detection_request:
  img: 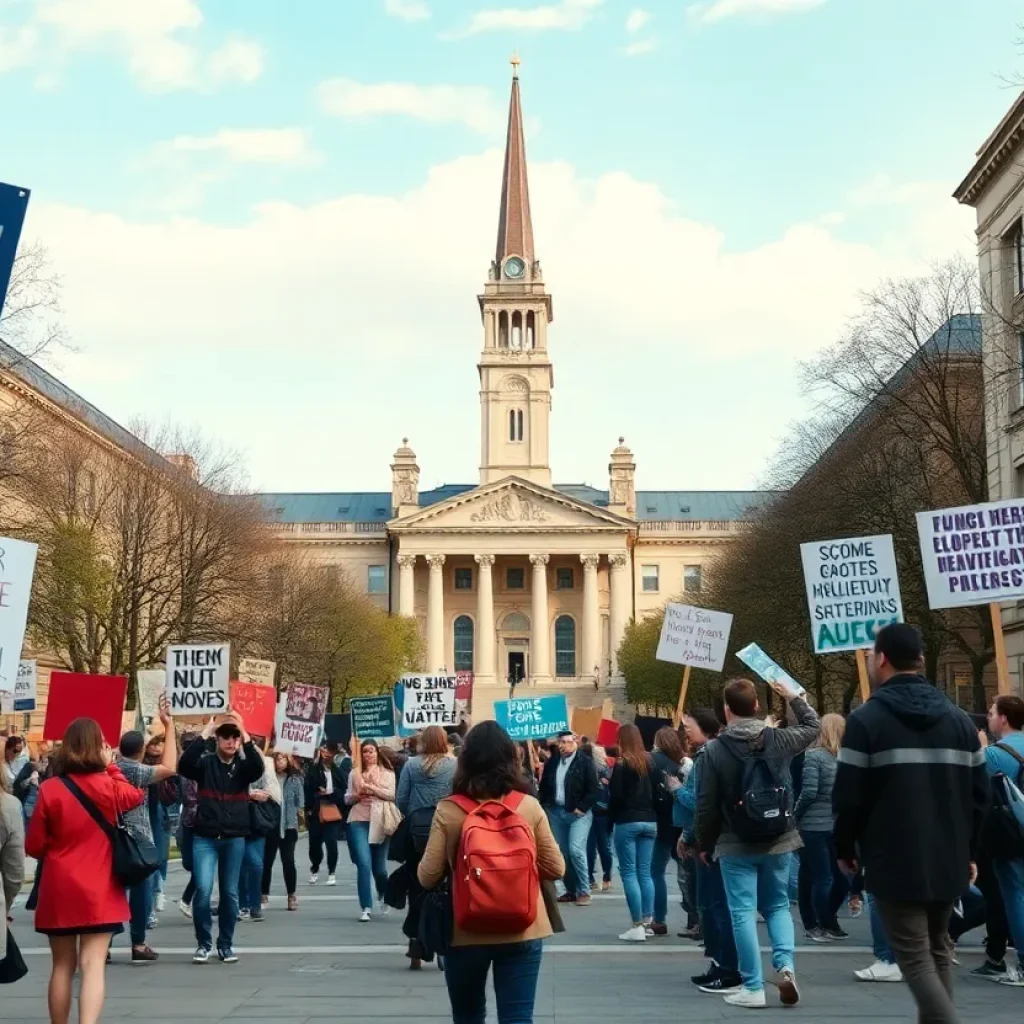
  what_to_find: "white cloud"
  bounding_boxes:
[0,25,37,71]
[455,0,606,35]
[625,38,657,56]
[384,0,431,21]
[625,8,651,33]
[317,77,506,135]
[207,38,264,85]
[29,150,976,494]
[161,129,318,165]
[690,0,825,23]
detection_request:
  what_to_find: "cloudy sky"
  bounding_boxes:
[1,0,1019,495]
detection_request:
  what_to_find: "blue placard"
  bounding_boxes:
[494,695,570,741]
[0,182,30,317]
[735,643,806,698]
[349,694,396,739]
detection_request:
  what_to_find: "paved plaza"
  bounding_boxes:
[2,837,1020,1023]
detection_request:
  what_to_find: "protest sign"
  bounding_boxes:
[655,603,732,671]
[0,686,12,714]
[230,682,276,738]
[349,695,396,739]
[238,657,276,688]
[596,718,620,747]
[274,693,319,758]
[455,671,473,700]
[45,672,128,745]
[166,644,229,716]
[401,674,458,728]
[285,683,329,724]
[121,710,140,736]
[0,536,38,700]
[391,683,419,739]
[494,695,569,741]
[0,183,30,317]
[14,660,36,712]
[570,704,602,739]
[735,643,806,700]
[135,669,165,732]
[800,534,903,653]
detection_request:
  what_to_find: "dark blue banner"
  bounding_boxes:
[0,182,31,318]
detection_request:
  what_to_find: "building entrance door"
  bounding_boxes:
[508,650,526,686]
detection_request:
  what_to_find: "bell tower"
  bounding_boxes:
[478,56,553,488]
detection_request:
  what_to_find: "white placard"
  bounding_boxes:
[655,603,733,672]
[916,498,1024,609]
[136,669,166,731]
[0,536,38,700]
[273,693,319,758]
[14,659,36,711]
[401,674,458,728]
[800,534,904,653]
[166,643,230,716]
[238,657,276,688]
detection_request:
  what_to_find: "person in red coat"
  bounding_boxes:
[26,717,146,1024]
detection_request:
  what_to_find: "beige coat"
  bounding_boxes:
[0,792,25,961]
[417,793,565,947]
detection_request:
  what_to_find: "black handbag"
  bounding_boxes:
[0,928,27,985]
[60,777,160,887]
[249,798,281,838]
[418,876,453,959]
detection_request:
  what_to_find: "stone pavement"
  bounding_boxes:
[4,837,1021,1022]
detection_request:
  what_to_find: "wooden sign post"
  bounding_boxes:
[672,665,692,729]
[854,648,870,704]
[990,602,1011,696]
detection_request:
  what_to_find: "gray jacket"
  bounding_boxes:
[279,774,304,836]
[396,755,456,816]
[794,747,838,833]
[0,792,25,962]
[695,696,820,859]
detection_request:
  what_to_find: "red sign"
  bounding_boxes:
[44,672,128,746]
[596,719,620,747]
[229,682,276,738]
[455,671,473,700]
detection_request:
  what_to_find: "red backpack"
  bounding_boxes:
[448,792,539,934]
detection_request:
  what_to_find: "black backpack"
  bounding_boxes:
[981,743,1024,861]
[717,729,791,843]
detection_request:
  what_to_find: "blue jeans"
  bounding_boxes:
[586,810,613,884]
[696,854,738,972]
[546,807,592,897]
[346,821,390,910]
[192,835,245,952]
[444,939,543,1024]
[719,851,796,992]
[614,821,656,924]
[650,836,674,924]
[867,893,896,964]
[239,836,266,914]
[799,830,848,931]
[992,857,1024,968]
[128,880,151,946]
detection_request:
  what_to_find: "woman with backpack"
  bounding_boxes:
[650,727,691,937]
[418,720,565,1024]
[609,724,660,942]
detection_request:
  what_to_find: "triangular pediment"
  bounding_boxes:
[389,477,633,533]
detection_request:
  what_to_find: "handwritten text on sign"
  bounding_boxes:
[916,498,1024,609]
[167,644,229,715]
[273,695,320,758]
[14,659,36,711]
[800,534,903,653]
[401,674,457,728]
[494,695,569,741]
[0,536,38,693]
[655,603,733,672]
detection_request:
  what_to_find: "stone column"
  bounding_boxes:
[581,553,601,684]
[397,553,417,618]
[608,552,630,677]
[474,554,496,687]
[530,554,551,685]
[426,554,446,672]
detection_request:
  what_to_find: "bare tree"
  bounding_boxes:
[0,241,69,362]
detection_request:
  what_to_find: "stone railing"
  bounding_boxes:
[270,521,386,536]
[638,520,742,534]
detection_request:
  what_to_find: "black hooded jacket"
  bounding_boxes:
[833,673,989,904]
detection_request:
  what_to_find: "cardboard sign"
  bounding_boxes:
[166,644,229,716]
[494,695,570,741]
[238,657,276,688]
[596,718,620,747]
[401,674,458,728]
[285,683,329,724]
[121,710,140,737]
[230,682,276,738]
[14,659,36,712]
[915,498,1024,608]
[655,603,732,671]
[800,534,903,653]
[44,671,128,745]
[455,671,473,700]
[349,695,396,739]
[570,704,603,740]
[0,536,38,700]
[274,693,320,758]
[135,669,165,732]
[735,643,806,699]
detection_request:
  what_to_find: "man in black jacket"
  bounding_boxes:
[178,709,265,964]
[834,624,989,1024]
[539,730,600,906]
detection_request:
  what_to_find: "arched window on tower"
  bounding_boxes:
[555,616,577,678]
[498,310,509,349]
[454,615,474,672]
[510,311,523,350]
[509,408,524,442]
[526,311,536,349]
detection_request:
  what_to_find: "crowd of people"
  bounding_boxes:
[0,620,1023,1024]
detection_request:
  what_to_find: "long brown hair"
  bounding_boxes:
[617,724,649,775]
[364,740,395,772]
[53,718,107,776]
[653,726,685,764]
[418,725,450,776]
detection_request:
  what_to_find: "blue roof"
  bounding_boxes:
[633,491,774,521]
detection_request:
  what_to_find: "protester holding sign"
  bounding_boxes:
[345,739,398,921]
[262,754,305,912]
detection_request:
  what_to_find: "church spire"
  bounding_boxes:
[495,53,535,269]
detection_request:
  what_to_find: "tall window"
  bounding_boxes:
[556,567,574,590]
[509,408,524,442]
[1014,221,1024,294]
[367,565,387,594]
[506,566,525,590]
[454,615,474,672]
[454,567,473,590]
[641,565,660,593]
[684,565,702,594]
[555,616,576,677]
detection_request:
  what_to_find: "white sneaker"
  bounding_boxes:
[359,909,371,923]
[724,988,766,1008]
[378,899,390,917]
[155,893,166,913]
[619,925,646,942]
[854,961,903,983]
[146,913,158,929]
[776,968,800,1006]
[1000,965,1024,987]
[326,874,336,887]
[178,899,193,920]
[308,873,318,886]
